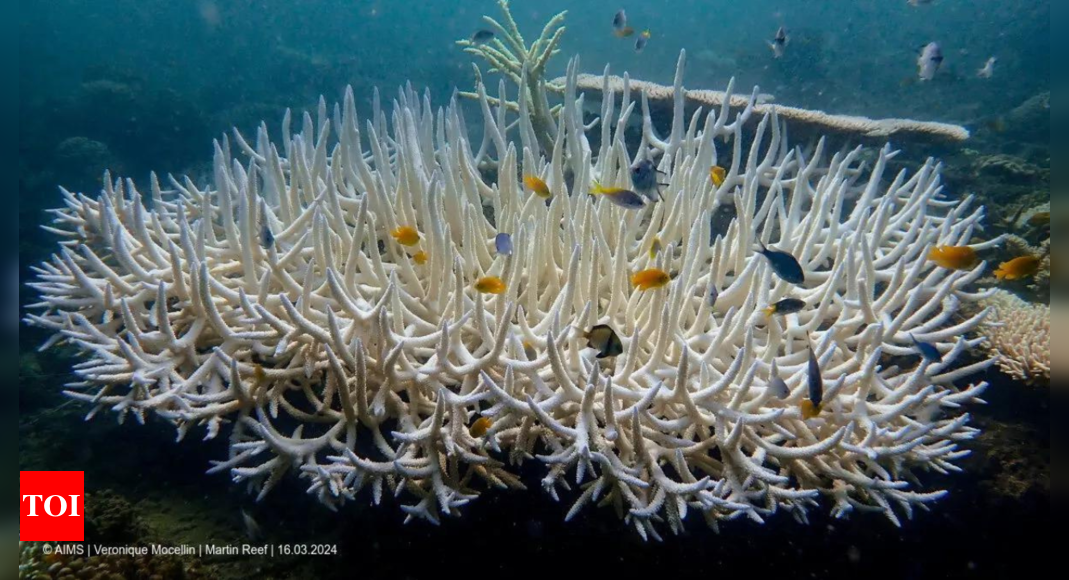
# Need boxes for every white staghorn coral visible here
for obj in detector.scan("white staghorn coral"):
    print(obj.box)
[26,51,998,540]
[979,290,1049,385]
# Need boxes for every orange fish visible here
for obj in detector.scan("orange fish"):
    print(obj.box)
[524,175,552,198]
[994,255,1042,281]
[470,416,493,437]
[928,246,979,270]
[613,26,635,38]
[800,399,822,420]
[710,166,727,187]
[412,251,428,265]
[391,226,420,247]
[474,276,507,294]
[631,268,671,290]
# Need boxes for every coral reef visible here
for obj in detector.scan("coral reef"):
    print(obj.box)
[19,541,203,580]
[977,290,1049,385]
[25,47,998,540]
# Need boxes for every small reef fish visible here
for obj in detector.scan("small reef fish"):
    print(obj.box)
[259,222,275,250]
[709,166,727,188]
[612,10,634,37]
[591,182,647,209]
[1028,211,1050,226]
[635,29,651,53]
[391,225,421,246]
[768,359,790,400]
[495,233,513,256]
[584,324,624,359]
[614,26,635,38]
[911,334,942,363]
[763,297,806,318]
[470,416,493,438]
[412,251,429,265]
[470,29,495,44]
[522,340,538,360]
[241,510,262,543]
[649,237,662,260]
[994,255,1042,281]
[977,57,997,79]
[474,276,507,294]
[631,159,666,200]
[758,242,805,285]
[917,42,944,81]
[928,246,979,270]
[524,175,552,199]
[706,285,719,309]
[801,347,824,419]
[769,27,789,58]
[631,268,671,290]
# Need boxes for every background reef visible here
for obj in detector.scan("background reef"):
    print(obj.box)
[19,0,1049,578]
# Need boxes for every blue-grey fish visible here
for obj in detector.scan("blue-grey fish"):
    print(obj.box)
[911,334,942,362]
[758,242,805,285]
[495,232,513,256]
[260,222,275,249]
[612,9,627,31]
[635,29,651,52]
[768,359,790,399]
[471,29,495,44]
[977,56,996,79]
[769,26,789,58]
[241,510,262,543]
[630,159,666,201]
[584,324,623,359]
[763,297,806,318]
[801,346,824,419]
[706,284,719,309]
[917,42,944,81]
[592,182,647,210]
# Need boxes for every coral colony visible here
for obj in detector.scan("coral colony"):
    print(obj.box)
[27,1,1001,540]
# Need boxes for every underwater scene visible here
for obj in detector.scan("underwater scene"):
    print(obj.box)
[18,0,1049,578]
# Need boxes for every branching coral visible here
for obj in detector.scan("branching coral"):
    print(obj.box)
[978,290,1049,385]
[26,52,997,539]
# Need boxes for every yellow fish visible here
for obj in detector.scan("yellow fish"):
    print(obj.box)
[800,400,822,420]
[391,226,420,247]
[524,175,552,199]
[631,268,671,290]
[470,416,493,438]
[474,276,507,294]
[928,246,979,271]
[412,250,428,265]
[995,255,1042,281]
[649,237,662,260]
[613,26,635,38]
[710,166,726,187]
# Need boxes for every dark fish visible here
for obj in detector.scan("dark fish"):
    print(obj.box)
[471,29,495,44]
[807,347,823,407]
[758,242,805,284]
[260,222,275,249]
[612,9,627,31]
[584,324,623,359]
[911,334,942,363]
[635,29,651,52]
[495,233,513,256]
[763,298,806,318]
[630,159,666,201]
[768,359,790,399]
[769,26,789,58]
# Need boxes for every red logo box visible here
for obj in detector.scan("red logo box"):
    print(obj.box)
[20,471,85,541]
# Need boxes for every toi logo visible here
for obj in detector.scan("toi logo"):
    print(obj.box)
[20,471,85,541]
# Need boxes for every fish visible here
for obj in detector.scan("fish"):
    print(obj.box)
[768,359,790,400]
[917,42,944,81]
[412,250,429,265]
[801,346,823,419]
[495,233,513,256]
[241,510,262,543]
[470,416,493,438]
[474,276,507,294]
[584,324,624,359]
[391,225,421,246]
[763,298,806,318]
[522,341,538,360]
[635,29,651,52]
[994,255,1042,281]
[470,29,495,44]
[591,182,647,209]
[977,56,997,79]
[911,334,942,363]
[709,166,727,187]
[706,284,719,309]
[259,222,275,250]
[649,237,662,260]
[612,9,628,32]
[1028,211,1050,226]
[928,246,979,270]
[631,159,666,200]
[758,242,805,284]
[524,175,552,198]
[769,26,789,58]
[614,26,636,38]
[631,268,671,291]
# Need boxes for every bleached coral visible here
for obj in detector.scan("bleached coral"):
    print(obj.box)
[979,290,1049,385]
[26,51,997,539]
